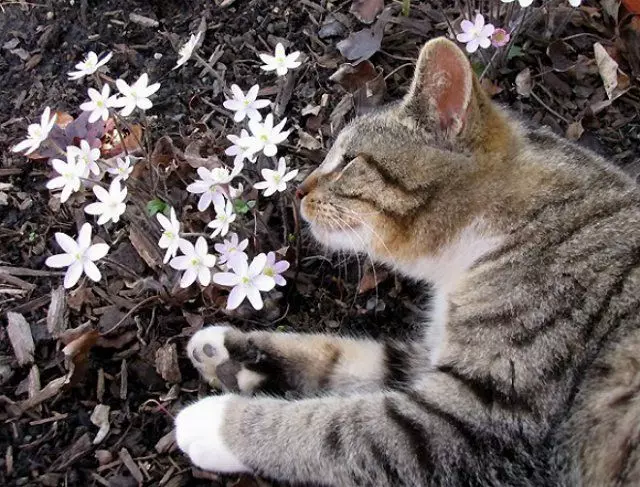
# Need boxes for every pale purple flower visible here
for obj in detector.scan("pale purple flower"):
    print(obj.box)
[212,253,276,310]
[214,232,248,268]
[491,28,510,48]
[456,14,495,53]
[67,139,101,177]
[186,164,243,212]
[263,251,289,286]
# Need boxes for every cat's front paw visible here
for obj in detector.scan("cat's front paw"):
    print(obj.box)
[187,324,266,394]
[175,395,250,473]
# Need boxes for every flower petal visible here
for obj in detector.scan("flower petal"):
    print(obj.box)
[64,261,83,288]
[226,286,246,310]
[212,271,241,286]
[46,253,75,268]
[249,253,267,276]
[253,274,275,292]
[87,243,109,261]
[83,260,102,282]
[245,286,263,310]
[180,267,198,288]
[55,232,79,254]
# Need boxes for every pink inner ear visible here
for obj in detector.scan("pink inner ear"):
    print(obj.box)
[423,44,470,131]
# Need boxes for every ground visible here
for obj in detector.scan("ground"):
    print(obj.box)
[0,0,639,486]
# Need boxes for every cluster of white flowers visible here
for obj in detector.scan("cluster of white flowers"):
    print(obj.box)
[13,36,299,311]
[164,41,300,310]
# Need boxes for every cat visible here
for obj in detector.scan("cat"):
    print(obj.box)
[175,37,640,486]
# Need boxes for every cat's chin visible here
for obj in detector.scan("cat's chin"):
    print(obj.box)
[309,222,369,253]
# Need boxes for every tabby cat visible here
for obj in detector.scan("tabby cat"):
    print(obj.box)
[175,38,640,486]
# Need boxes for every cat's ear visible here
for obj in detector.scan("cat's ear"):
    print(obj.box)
[403,38,475,135]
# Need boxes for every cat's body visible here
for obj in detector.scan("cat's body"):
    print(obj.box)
[175,38,640,486]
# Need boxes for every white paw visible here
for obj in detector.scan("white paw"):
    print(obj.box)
[175,395,250,473]
[187,325,230,379]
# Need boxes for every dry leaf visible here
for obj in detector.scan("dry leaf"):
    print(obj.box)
[330,60,379,92]
[90,404,111,445]
[515,68,533,98]
[566,120,585,141]
[155,343,182,383]
[546,40,577,72]
[7,312,35,366]
[351,0,384,24]
[593,42,630,101]
[336,7,393,63]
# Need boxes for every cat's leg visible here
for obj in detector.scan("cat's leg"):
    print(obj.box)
[186,325,413,395]
[174,384,494,486]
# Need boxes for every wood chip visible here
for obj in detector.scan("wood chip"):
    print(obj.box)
[119,447,144,484]
[46,286,66,337]
[28,364,41,413]
[155,429,176,454]
[155,343,182,383]
[90,404,111,445]
[6,311,35,365]
[128,13,159,28]
[120,359,128,400]
[17,374,69,414]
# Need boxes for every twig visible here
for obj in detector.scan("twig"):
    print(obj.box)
[530,90,569,124]
[100,295,160,336]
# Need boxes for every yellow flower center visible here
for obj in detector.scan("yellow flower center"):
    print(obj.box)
[241,276,250,285]
[263,267,274,277]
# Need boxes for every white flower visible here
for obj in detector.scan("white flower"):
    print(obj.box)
[45,223,110,288]
[67,140,101,177]
[174,32,202,69]
[213,253,276,310]
[254,157,298,197]
[12,106,57,155]
[263,251,290,287]
[259,43,301,77]
[501,0,534,6]
[568,0,580,6]
[68,51,113,80]
[46,154,84,203]
[214,232,248,268]
[84,179,127,225]
[157,207,181,264]
[456,14,495,53]
[223,84,270,122]
[169,237,217,288]
[186,164,243,212]
[207,200,236,238]
[226,130,258,166]
[107,156,134,182]
[247,114,290,157]
[114,73,161,117]
[80,84,120,123]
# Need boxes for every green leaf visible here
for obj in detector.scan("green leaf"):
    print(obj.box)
[233,199,252,214]
[471,61,485,78]
[147,199,168,217]
[506,45,523,61]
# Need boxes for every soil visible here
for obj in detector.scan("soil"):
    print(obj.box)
[0,0,639,486]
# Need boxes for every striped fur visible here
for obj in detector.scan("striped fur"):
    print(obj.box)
[177,38,640,486]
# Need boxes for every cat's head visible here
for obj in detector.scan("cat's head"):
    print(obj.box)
[298,38,513,268]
